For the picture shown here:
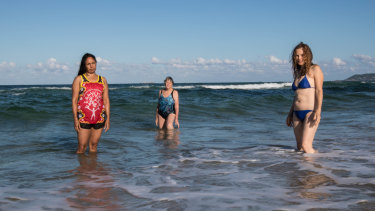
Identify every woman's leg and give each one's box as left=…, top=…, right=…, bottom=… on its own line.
left=88, top=127, right=104, bottom=153
left=292, top=112, right=303, bottom=151
left=77, top=128, right=91, bottom=154
left=165, top=113, right=176, bottom=130
left=157, top=114, right=166, bottom=129
left=301, top=112, right=319, bottom=153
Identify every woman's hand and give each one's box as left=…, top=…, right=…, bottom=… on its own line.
left=175, top=118, right=180, bottom=128
left=286, top=113, right=293, bottom=127
left=311, top=111, right=321, bottom=126
left=74, top=119, right=81, bottom=132
left=104, top=120, right=110, bottom=132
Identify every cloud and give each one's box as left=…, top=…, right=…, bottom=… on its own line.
left=27, top=58, right=71, bottom=73
left=97, top=57, right=111, bottom=65
left=144, top=56, right=293, bottom=83
left=0, top=61, right=16, bottom=70
left=2, top=53, right=375, bottom=85
left=353, top=54, right=372, bottom=61
left=151, top=57, right=160, bottom=64
left=267, top=56, right=288, bottom=64
left=96, top=56, right=113, bottom=71
left=151, top=57, right=258, bottom=70
left=352, top=54, right=375, bottom=67
left=333, top=57, right=346, bottom=66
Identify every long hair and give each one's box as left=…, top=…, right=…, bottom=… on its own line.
left=77, top=53, right=97, bottom=76
left=290, top=42, right=313, bottom=78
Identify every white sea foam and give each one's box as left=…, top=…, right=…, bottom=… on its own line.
left=201, top=82, right=291, bottom=90
left=174, top=85, right=195, bottom=89
left=130, top=85, right=152, bottom=89
left=12, top=92, right=26, bottom=96
left=11, top=87, right=71, bottom=91
left=44, top=87, right=71, bottom=90
left=109, top=87, right=120, bottom=90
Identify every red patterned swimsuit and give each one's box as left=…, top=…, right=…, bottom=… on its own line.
left=77, top=74, right=106, bottom=129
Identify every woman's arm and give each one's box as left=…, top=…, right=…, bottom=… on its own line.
left=286, top=98, right=295, bottom=127
left=72, top=76, right=81, bottom=132
left=173, top=90, right=180, bottom=128
left=102, top=77, right=111, bottom=132
left=312, top=65, right=324, bottom=125
left=155, top=90, right=161, bottom=126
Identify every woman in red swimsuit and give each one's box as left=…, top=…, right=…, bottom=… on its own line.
left=72, top=53, right=110, bottom=154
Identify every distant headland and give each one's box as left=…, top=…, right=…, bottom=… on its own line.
left=344, top=73, right=375, bottom=81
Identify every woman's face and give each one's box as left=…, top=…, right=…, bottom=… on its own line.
left=295, top=48, right=305, bottom=66
left=85, top=57, right=96, bottom=74
left=165, top=79, right=173, bottom=89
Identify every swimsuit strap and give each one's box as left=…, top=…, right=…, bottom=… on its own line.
left=160, top=89, right=174, bottom=98
left=98, top=75, right=102, bottom=83
left=81, top=74, right=89, bottom=82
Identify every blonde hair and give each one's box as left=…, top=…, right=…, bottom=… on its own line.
left=290, top=42, right=313, bottom=78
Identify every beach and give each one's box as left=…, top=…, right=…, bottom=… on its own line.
left=0, top=81, right=374, bottom=210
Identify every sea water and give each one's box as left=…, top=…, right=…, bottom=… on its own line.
left=0, top=81, right=374, bottom=210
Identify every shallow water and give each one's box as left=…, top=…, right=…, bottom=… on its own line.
left=0, top=81, right=374, bottom=210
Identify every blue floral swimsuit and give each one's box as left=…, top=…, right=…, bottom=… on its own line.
left=158, top=90, right=175, bottom=119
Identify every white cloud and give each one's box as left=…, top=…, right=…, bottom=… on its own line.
left=352, top=54, right=375, bottom=67
left=333, top=57, right=346, bottom=66
left=0, top=61, right=16, bottom=70
left=97, top=56, right=111, bottom=66
left=152, top=57, right=252, bottom=68
left=3, top=54, right=375, bottom=85
left=27, top=58, right=71, bottom=73
left=353, top=54, right=372, bottom=60
left=96, top=56, right=113, bottom=71
left=146, top=57, right=292, bottom=83
left=268, top=56, right=287, bottom=64
left=151, top=57, right=160, bottom=64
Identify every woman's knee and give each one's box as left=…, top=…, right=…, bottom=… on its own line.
left=89, top=142, right=98, bottom=152
left=90, top=142, right=98, bottom=148
left=76, top=144, right=87, bottom=153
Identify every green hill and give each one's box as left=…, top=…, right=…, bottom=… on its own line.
left=344, top=73, right=375, bottom=81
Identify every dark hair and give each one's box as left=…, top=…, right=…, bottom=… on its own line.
left=77, top=53, right=97, bottom=76
left=164, top=76, right=174, bottom=85
left=290, top=42, right=313, bottom=78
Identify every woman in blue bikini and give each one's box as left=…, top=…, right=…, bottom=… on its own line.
left=286, top=42, right=324, bottom=153
left=155, top=76, right=180, bottom=129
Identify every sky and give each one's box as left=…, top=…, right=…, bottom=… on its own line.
left=1, top=0, right=375, bottom=85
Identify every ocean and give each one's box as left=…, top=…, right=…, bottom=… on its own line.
left=0, top=81, right=374, bottom=210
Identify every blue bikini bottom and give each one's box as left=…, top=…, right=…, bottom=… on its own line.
left=294, top=110, right=313, bottom=122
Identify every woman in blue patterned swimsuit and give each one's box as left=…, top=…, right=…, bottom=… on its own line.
left=155, top=76, right=180, bottom=129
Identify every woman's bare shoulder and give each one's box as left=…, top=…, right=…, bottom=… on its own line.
left=312, top=64, right=321, bottom=69
left=310, top=64, right=323, bottom=74
left=73, top=75, right=82, bottom=84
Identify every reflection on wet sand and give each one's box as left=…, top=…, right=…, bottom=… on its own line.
left=65, top=154, right=120, bottom=210
left=155, top=129, right=180, bottom=149
left=297, top=156, right=336, bottom=200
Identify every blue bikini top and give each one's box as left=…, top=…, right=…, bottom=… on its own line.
left=292, top=75, right=313, bottom=91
